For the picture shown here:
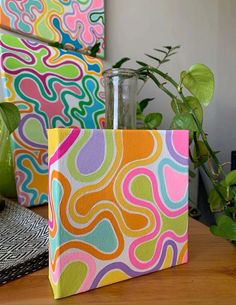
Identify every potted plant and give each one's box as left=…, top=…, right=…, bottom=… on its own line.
left=112, top=46, right=236, bottom=242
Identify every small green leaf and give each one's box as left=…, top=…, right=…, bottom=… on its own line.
left=168, top=51, right=177, bottom=56
left=210, top=215, right=236, bottom=241
left=171, top=97, right=203, bottom=124
left=163, top=46, right=172, bottom=50
left=171, top=99, right=183, bottom=114
left=112, top=57, right=130, bottom=68
left=186, top=96, right=203, bottom=124
left=225, top=170, right=236, bottom=186
left=0, top=103, right=20, bottom=134
left=136, top=103, right=142, bottom=115
left=139, top=98, right=155, bottom=112
left=181, top=64, right=215, bottom=106
left=136, top=103, right=145, bottom=122
left=89, top=42, right=101, bottom=57
left=193, top=140, right=209, bottom=168
left=161, top=59, right=170, bottom=64
left=136, top=61, right=148, bottom=67
left=208, top=188, right=223, bottom=211
left=171, top=113, right=197, bottom=131
left=145, top=54, right=161, bottom=63
left=171, top=45, right=181, bottom=50
left=144, top=113, right=162, bottom=129
left=153, top=48, right=167, bottom=54
left=137, top=113, right=145, bottom=121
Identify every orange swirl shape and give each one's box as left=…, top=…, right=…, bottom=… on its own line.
left=50, top=170, right=124, bottom=266
left=64, top=130, right=162, bottom=238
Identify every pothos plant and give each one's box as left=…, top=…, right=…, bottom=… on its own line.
left=113, top=46, right=236, bottom=242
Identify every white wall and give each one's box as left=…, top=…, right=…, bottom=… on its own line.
left=104, top=0, right=236, bottom=168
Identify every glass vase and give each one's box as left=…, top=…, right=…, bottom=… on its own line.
left=103, top=68, right=138, bottom=129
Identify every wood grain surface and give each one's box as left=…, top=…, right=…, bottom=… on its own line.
left=0, top=205, right=235, bottom=305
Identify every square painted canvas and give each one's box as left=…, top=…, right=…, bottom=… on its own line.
left=48, top=128, right=189, bottom=299
left=0, top=33, right=105, bottom=207
left=0, top=0, right=105, bottom=58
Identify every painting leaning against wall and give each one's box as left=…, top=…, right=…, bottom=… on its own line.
left=48, top=128, right=189, bottom=299
left=0, top=0, right=105, bottom=58
left=0, top=33, right=105, bottom=207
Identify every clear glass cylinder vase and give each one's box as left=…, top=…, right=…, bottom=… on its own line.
left=103, top=68, right=138, bottom=129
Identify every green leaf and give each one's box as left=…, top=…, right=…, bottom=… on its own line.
left=181, top=64, right=215, bottom=106
left=145, top=54, right=161, bottom=63
left=210, top=215, right=236, bottom=241
left=163, top=46, right=172, bottom=50
left=136, top=103, right=142, bottom=115
left=208, top=188, right=223, bottom=211
left=168, top=51, right=177, bottom=56
left=139, top=98, right=155, bottom=112
left=136, top=61, right=148, bottom=67
left=89, top=42, right=101, bottom=57
left=171, top=99, right=183, bottom=114
left=171, top=45, right=181, bottom=50
left=161, top=59, right=170, bottom=64
left=137, top=113, right=145, bottom=121
left=193, top=140, right=209, bottom=168
left=186, top=96, right=203, bottom=124
left=171, top=96, right=203, bottom=124
left=112, top=57, right=130, bottom=68
left=225, top=170, right=236, bottom=186
left=154, top=48, right=167, bottom=54
left=0, top=103, right=20, bottom=134
left=171, top=113, right=197, bottom=131
left=144, top=113, right=162, bottom=129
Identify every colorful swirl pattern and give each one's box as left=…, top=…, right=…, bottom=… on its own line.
left=48, top=128, right=189, bottom=299
left=0, top=0, right=105, bottom=58
left=0, top=33, right=105, bottom=206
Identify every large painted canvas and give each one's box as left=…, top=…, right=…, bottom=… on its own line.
left=0, top=0, right=105, bottom=58
left=48, top=128, right=189, bottom=299
left=0, top=33, right=105, bottom=207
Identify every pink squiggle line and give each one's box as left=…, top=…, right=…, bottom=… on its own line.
left=48, top=129, right=80, bottom=229
left=123, top=168, right=161, bottom=258
left=125, top=167, right=187, bottom=219
left=147, top=168, right=187, bottom=217
left=50, top=250, right=96, bottom=293
left=15, top=170, right=30, bottom=206
left=123, top=168, right=162, bottom=234
left=123, top=168, right=187, bottom=269
left=130, top=230, right=187, bottom=270
left=64, top=0, right=103, bottom=43
left=49, top=129, right=81, bottom=167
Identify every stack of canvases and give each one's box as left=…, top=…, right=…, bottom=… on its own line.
left=0, top=0, right=105, bottom=206
left=0, top=0, right=189, bottom=300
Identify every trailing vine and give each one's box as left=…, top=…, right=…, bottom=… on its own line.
left=113, top=46, right=236, bottom=242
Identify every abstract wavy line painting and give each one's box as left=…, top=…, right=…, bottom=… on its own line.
left=48, top=128, right=189, bottom=299
left=0, top=0, right=105, bottom=58
left=0, top=33, right=105, bottom=207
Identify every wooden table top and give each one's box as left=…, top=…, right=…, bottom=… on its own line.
left=0, top=205, right=236, bottom=305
